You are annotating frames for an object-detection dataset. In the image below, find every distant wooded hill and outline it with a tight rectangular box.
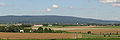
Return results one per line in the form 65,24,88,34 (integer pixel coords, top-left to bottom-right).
0,15,119,24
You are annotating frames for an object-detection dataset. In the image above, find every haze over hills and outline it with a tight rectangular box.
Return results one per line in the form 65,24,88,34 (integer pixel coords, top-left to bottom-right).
0,15,120,24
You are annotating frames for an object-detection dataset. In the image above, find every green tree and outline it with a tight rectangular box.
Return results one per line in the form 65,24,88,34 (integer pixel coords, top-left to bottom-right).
0,26,6,32
44,28,49,33
48,28,52,33
21,24,32,27
43,24,49,26
37,27,43,33
6,25,24,32
48,28,54,33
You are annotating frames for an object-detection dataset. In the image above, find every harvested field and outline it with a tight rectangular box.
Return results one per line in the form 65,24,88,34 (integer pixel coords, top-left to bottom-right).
0,33,82,39
66,28,120,33
65,26,98,28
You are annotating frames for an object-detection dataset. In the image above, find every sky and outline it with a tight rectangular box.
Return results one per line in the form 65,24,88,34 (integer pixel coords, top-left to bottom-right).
0,0,120,21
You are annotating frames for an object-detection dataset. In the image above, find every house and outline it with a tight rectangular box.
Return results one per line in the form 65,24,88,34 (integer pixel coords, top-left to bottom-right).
33,24,43,27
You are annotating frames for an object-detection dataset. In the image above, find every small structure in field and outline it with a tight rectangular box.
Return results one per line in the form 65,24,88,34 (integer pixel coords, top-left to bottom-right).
30,30,32,32
20,30,24,33
48,25,52,26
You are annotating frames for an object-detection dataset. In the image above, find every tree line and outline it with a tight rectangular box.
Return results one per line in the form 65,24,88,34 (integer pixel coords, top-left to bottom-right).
0,24,65,33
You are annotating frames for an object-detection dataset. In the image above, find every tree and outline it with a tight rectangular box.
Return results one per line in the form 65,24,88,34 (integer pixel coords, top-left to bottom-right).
37,27,43,33
48,28,53,33
0,26,6,32
24,28,32,33
44,28,49,33
21,24,32,27
43,24,49,26
6,25,24,32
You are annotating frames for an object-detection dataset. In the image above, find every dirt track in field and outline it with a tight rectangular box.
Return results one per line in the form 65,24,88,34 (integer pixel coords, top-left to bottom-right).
0,33,82,39
51,26,100,30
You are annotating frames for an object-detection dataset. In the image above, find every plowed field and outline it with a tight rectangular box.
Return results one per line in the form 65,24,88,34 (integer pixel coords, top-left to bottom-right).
0,33,82,39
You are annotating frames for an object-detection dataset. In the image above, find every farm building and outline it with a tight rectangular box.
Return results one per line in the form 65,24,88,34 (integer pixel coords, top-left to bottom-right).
33,24,43,27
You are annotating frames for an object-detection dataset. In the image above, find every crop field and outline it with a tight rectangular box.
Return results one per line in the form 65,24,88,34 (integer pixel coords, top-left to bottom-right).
66,28,120,33
50,26,120,33
0,33,82,39
1,38,120,40
0,26,120,40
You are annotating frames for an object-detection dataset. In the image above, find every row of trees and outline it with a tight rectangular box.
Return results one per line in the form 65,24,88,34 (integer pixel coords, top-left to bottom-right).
35,27,54,33
0,25,24,32
0,24,65,33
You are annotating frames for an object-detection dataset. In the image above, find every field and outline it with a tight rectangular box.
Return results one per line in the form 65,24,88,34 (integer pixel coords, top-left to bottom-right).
1,26,120,40
50,26,120,38
50,26,120,33
66,28,120,33
1,38,120,40
0,33,82,39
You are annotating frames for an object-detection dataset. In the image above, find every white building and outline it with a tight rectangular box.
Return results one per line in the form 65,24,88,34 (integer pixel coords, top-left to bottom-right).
33,25,43,27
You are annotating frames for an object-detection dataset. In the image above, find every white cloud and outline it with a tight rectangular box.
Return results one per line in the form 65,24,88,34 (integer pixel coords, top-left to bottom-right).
41,8,52,13
40,4,60,13
46,8,52,12
100,0,120,7
100,0,118,3
112,3,120,7
52,4,59,8
0,2,6,7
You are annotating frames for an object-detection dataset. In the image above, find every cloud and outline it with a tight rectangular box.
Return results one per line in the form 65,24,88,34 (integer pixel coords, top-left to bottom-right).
100,0,120,7
112,3,120,7
46,8,52,12
0,2,7,7
100,0,118,3
41,4,60,13
41,8,52,13
52,4,59,8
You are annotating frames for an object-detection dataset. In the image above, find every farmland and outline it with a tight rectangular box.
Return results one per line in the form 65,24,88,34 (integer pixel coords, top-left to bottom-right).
1,25,120,40
50,26,120,33
1,38,120,40
0,33,82,39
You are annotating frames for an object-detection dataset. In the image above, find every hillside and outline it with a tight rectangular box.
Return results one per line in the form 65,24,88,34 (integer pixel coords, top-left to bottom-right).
0,15,119,24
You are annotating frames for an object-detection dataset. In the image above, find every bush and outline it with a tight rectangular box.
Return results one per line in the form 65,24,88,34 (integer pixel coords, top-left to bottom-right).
0,26,6,32
87,31,92,34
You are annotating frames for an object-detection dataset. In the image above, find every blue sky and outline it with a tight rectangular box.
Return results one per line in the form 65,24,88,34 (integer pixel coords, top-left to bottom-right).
0,0,120,20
